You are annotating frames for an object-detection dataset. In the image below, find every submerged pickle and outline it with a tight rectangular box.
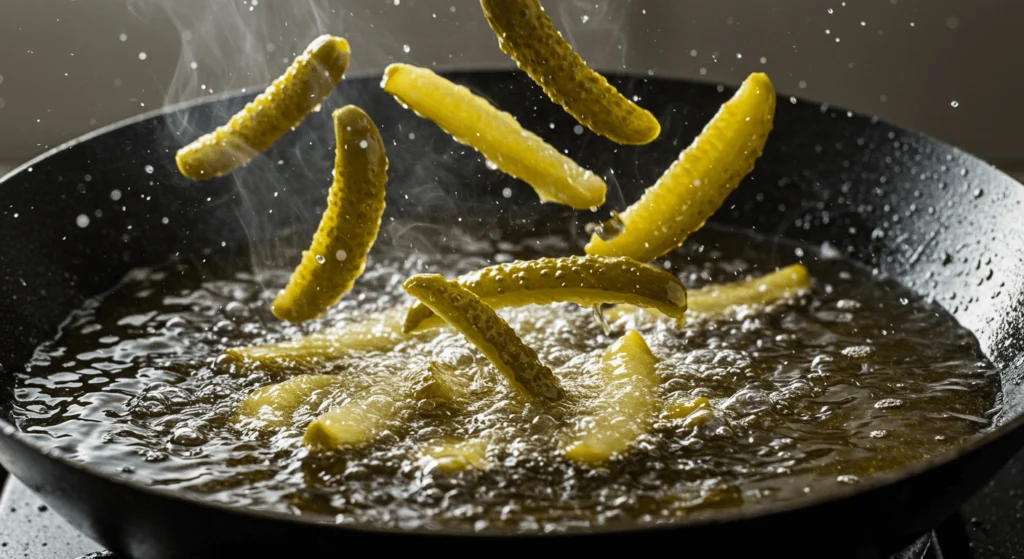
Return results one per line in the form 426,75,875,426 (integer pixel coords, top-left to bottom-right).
304,390,397,450
480,0,660,145
586,73,776,263
403,274,564,402
688,264,809,314
603,263,810,324
403,256,687,333
175,35,351,180
381,63,606,210
565,330,661,464
423,437,491,474
223,308,412,369
271,105,388,323
237,374,344,428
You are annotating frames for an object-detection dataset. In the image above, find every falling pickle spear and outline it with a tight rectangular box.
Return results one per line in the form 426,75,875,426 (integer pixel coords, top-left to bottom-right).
403,256,687,333
223,308,414,369
586,73,776,263
237,374,344,428
479,0,660,145
381,63,606,210
175,35,351,180
403,274,564,402
271,105,388,323
565,330,660,464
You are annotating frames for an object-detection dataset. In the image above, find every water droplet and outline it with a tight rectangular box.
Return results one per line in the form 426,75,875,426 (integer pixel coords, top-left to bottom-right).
359,140,369,149
973,188,983,198
76,214,90,228
144,165,154,174
403,44,411,53
798,80,808,89
501,187,512,199
315,254,326,264
573,125,584,135
189,61,198,70
580,15,589,23
950,100,959,108
335,249,347,262
138,52,147,60
119,33,128,42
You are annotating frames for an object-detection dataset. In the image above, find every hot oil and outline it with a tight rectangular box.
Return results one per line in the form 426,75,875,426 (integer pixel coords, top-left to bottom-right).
11,224,999,532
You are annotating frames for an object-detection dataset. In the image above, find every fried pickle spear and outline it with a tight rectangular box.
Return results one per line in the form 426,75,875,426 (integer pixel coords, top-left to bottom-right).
403,256,687,333
271,105,388,323
223,308,411,369
479,0,660,145
565,330,660,464
237,374,344,428
403,274,564,402
176,35,351,180
381,63,606,209
586,73,776,263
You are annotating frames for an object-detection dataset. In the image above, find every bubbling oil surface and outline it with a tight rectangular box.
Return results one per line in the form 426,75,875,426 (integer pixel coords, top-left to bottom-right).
12,225,999,532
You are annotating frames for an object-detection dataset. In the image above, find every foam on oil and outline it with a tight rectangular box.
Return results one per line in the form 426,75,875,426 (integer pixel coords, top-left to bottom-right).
12,225,999,532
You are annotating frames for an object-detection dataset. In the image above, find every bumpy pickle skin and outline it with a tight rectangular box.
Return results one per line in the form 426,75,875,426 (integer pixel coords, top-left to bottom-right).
586,73,776,263
223,308,414,369
479,0,660,145
175,35,351,180
403,256,687,333
237,374,343,428
380,63,606,210
271,105,388,323
565,330,660,464
687,263,809,314
403,274,564,402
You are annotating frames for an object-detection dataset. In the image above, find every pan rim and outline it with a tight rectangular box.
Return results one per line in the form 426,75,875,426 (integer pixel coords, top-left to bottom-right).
1,69,1022,538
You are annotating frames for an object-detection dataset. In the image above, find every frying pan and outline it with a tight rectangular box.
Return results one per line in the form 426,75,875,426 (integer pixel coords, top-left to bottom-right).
2,70,1023,559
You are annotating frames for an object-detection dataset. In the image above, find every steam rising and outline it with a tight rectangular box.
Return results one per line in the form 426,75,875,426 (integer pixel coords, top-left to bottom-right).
127,0,634,286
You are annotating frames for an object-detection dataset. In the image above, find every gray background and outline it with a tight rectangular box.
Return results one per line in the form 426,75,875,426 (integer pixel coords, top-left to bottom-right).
1,0,1022,175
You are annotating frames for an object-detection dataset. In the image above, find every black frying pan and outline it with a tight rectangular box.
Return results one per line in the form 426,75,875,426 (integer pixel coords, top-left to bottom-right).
2,71,1024,559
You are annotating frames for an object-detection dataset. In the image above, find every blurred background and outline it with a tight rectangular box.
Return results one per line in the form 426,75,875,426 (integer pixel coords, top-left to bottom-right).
1,0,1022,179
